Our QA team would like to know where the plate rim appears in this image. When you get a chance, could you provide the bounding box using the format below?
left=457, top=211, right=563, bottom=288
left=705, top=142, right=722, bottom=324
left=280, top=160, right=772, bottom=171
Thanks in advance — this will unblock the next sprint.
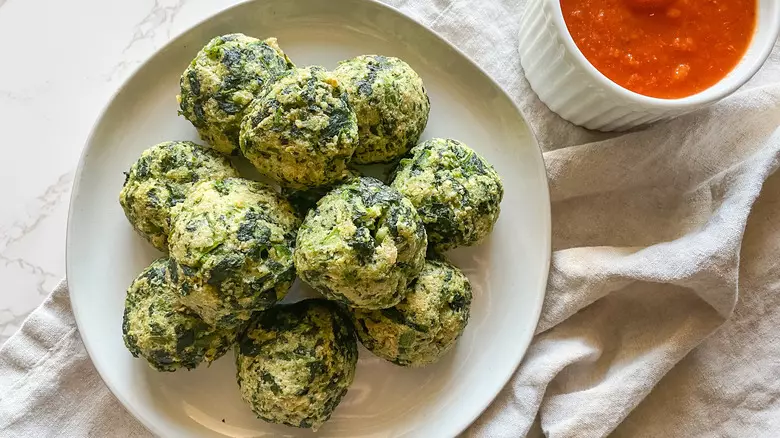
left=65, top=0, right=552, bottom=435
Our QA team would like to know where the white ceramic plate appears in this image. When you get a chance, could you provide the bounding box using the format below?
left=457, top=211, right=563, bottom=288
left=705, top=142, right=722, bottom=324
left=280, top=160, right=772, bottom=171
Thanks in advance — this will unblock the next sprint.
left=67, top=0, right=551, bottom=436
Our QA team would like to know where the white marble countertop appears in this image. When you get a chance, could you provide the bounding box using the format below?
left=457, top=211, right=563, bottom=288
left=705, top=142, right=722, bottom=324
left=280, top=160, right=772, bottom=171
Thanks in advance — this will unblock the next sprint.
left=0, top=0, right=247, bottom=345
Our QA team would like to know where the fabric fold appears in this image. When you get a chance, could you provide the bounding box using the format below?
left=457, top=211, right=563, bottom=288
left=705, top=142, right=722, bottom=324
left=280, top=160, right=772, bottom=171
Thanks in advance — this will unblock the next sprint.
left=469, top=84, right=780, bottom=437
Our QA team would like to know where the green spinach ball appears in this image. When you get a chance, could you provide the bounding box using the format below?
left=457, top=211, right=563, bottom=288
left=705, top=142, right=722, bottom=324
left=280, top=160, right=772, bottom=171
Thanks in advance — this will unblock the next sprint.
left=122, top=258, right=239, bottom=371
left=391, top=138, right=503, bottom=250
left=119, top=141, right=239, bottom=252
left=177, top=34, right=294, bottom=155
left=168, top=178, right=300, bottom=327
left=236, top=299, right=358, bottom=431
left=295, top=177, right=427, bottom=309
left=348, top=256, right=472, bottom=367
left=334, top=55, right=430, bottom=164
left=239, top=66, right=358, bottom=190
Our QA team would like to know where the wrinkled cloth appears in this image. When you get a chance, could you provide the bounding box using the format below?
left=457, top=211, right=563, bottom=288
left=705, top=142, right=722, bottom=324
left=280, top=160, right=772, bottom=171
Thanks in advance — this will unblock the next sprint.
left=3, top=0, right=780, bottom=437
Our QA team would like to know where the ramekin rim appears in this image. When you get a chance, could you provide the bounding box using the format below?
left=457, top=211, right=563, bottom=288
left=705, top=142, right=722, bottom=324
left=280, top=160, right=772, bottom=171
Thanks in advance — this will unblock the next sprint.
left=545, top=0, right=780, bottom=109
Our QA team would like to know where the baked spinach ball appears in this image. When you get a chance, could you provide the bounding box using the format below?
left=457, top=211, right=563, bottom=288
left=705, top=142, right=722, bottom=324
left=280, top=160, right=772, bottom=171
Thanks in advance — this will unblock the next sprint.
left=236, top=299, right=358, bottom=431
left=391, top=138, right=503, bottom=250
left=177, top=34, right=294, bottom=155
left=122, top=258, right=239, bottom=372
left=295, top=177, right=427, bottom=309
left=334, top=55, right=430, bottom=164
left=348, top=255, right=472, bottom=367
left=239, top=66, right=358, bottom=189
left=168, top=178, right=300, bottom=327
left=119, top=141, right=239, bottom=252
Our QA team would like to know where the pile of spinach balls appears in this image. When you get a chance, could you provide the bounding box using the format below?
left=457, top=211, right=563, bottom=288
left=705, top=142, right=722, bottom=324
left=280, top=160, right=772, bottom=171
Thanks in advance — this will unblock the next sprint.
left=118, top=33, right=503, bottom=431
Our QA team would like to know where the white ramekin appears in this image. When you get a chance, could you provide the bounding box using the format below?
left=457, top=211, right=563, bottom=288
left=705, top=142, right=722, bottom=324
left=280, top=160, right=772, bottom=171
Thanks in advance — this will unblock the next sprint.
left=518, top=0, right=780, bottom=131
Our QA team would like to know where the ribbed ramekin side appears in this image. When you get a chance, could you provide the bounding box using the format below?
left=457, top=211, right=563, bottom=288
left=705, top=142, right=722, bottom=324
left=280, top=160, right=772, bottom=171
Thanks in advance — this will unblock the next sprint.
left=518, top=0, right=657, bottom=131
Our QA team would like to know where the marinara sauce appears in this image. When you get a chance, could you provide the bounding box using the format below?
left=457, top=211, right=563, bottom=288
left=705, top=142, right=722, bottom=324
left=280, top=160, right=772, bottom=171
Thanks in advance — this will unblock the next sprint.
left=561, top=0, right=757, bottom=98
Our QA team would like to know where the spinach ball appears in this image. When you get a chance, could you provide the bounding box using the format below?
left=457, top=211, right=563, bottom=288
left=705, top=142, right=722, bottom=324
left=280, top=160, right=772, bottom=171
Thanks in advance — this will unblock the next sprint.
left=119, top=141, right=239, bottom=252
left=236, top=299, right=358, bottom=431
left=334, top=55, right=430, bottom=164
left=239, top=66, right=358, bottom=189
left=295, top=177, right=427, bottom=309
left=122, top=258, right=239, bottom=371
left=347, top=256, right=472, bottom=367
left=168, top=178, right=300, bottom=327
left=177, top=34, right=294, bottom=155
left=391, top=138, right=503, bottom=250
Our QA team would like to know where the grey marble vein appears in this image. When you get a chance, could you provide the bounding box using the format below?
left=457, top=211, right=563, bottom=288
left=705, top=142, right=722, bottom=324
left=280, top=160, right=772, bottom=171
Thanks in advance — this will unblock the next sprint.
left=0, top=310, right=29, bottom=345
left=0, top=255, right=58, bottom=295
left=106, top=0, right=189, bottom=81
left=123, top=0, right=188, bottom=52
left=0, top=254, right=56, bottom=344
left=0, top=89, right=33, bottom=103
left=0, top=172, right=73, bottom=252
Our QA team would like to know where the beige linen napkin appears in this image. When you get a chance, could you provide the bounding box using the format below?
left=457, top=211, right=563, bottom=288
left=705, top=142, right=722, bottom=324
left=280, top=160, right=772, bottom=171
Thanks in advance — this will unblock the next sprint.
left=2, top=0, right=780, bottom=436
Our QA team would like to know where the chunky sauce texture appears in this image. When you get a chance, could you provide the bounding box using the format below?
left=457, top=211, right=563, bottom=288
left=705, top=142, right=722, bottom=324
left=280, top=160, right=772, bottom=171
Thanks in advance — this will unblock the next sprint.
left=562, top=0, right=756, bottom=98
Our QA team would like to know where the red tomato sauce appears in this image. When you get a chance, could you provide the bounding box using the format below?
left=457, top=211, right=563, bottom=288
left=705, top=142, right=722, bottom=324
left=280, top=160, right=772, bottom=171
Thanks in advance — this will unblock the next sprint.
left=561, top=0, right=757, bottom=99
